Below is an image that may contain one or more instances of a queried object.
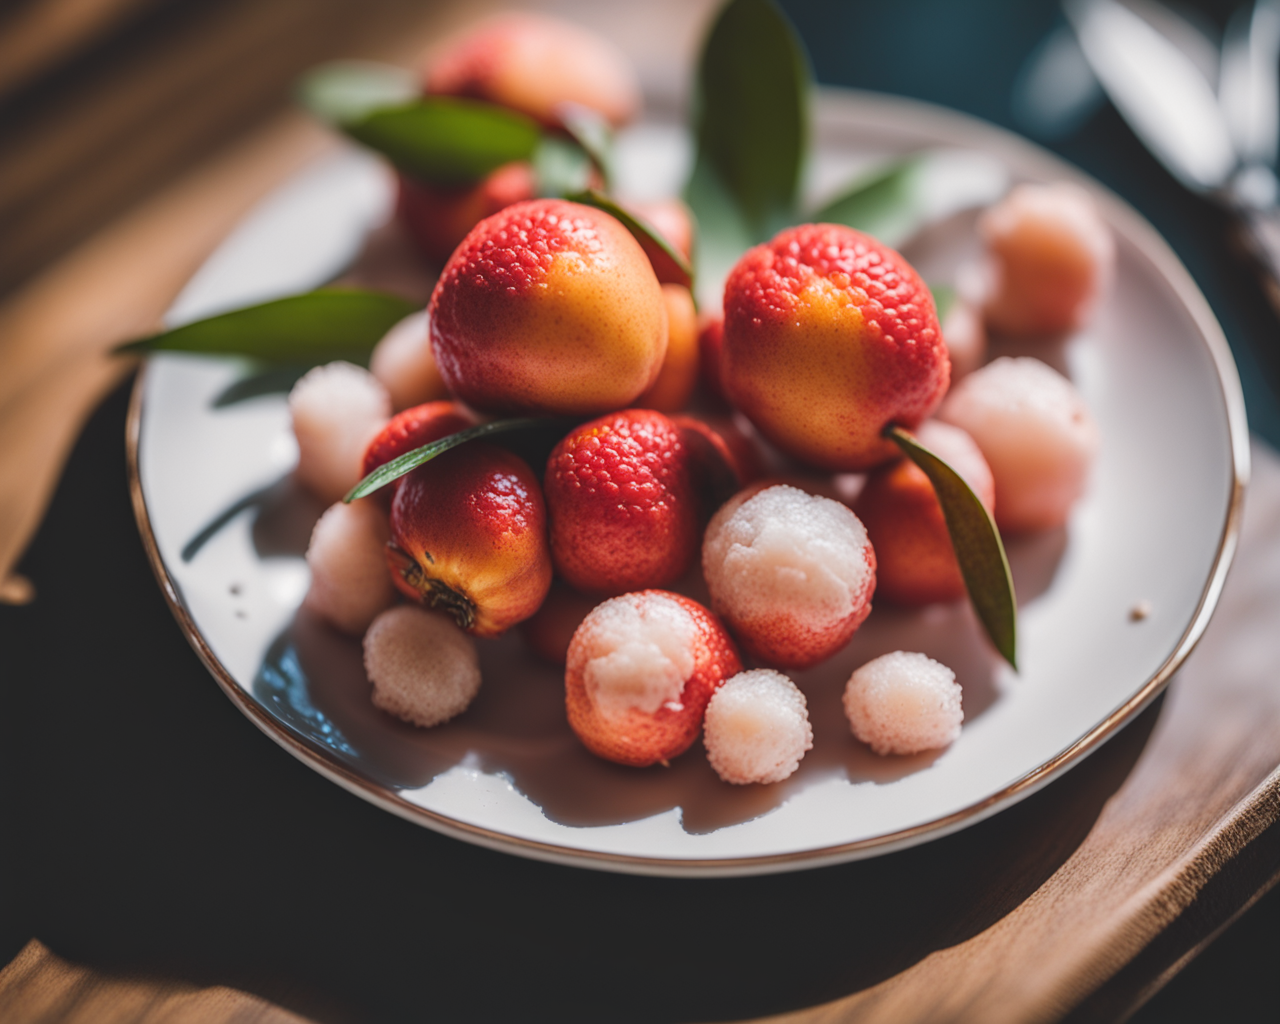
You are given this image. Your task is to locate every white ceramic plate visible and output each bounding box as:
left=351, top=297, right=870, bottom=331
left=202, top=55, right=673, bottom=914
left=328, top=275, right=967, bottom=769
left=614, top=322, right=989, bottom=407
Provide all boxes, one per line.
left=129, top=90, right=1249, bottom=877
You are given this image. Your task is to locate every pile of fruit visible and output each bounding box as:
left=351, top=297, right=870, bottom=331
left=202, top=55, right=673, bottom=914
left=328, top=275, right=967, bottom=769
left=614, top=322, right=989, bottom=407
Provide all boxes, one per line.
left=278, top=9, right=1110, bottom=787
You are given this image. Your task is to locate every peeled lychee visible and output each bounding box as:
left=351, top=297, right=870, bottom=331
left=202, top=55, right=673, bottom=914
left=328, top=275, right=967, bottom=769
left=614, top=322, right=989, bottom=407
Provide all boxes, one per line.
left=369, top=311, right=449, bottom=412
left=703, top=669, right=813, bottom=785
left=303, top=499, right=397, bottom=635
left=388, top=441, right=552, bottom=636
left=721, top=223, right=950, bottom=471
left=289, top=362, right=390, bottom=503
left=364, top=605, right=481, bottom=727
left=938, top=356, right=1098, bottom=533
left=843, top=651, right=962, bottom=756
left=565, top=590, right=742, bottom=767
left=854, top=420, right=994, bottom=606
left=979, top=181, right=1115, bottom=337
left=703, top=484, right=877, bottom=668
left=544, top=409, right=699, bottom=595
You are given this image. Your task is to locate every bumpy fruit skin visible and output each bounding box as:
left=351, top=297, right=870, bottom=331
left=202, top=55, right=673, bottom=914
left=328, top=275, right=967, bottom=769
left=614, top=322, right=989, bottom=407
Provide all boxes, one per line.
left=424, top=12, right=640, bottom=129
left=544, top=409, right=698, bottom=595
left=396, top=163, right=535, bottom=265
left=361, top=400, right=475, bottom=480
left=388, top=442, right=552, bottom=636
left=722, top=224, right=950, bottom=471
left=854, top=421, right=994, bottom=606
left=429, top=199, right=667, bottom=415
left=565, top=591, right=743, bottom=767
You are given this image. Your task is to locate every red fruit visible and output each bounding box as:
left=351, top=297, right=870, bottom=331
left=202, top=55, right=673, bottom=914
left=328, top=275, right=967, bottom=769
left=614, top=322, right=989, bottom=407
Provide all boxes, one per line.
left=396, top=163, right=535, bottom=265
left=672, top=413, right=763, bottom=515
left=388, top=442, right=552, bottom=636
left=854, top=420, right=994, bottom=606
left=697, top=312, right=728, bottom=402
left=635, top=283, right=699, bottom=413
left=361, top=400, right=476, bottom=480
left=429, top=199, right=667, bottom=416
left=624, top=198, right=695, bottom=287
left=424, top=12, right=641, bottom=129
left=565, top=590, right=742, bottom=767
left=722, top=223, right=950, bottom=471
left=544, top=409, right=699, bottom=595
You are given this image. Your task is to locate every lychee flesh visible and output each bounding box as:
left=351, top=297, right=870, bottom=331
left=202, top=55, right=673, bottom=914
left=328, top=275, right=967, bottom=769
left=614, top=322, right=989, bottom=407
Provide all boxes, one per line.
left=289, top=362, right=390, bottom=503
left=980, top=181, right=1115, bottom=336
left=703, top=669, right=813, bottom=785
left=843, top=651, right=962, bottom=756
left=303, top=499, right=396, bottom=635
left=369, top=310, right=449, bottom=412
left=938, top=356, right=1098, bottom=533
left=364, top=605, right=481, bottom=728
left=565, top=590, right=743, bottom=767
left=544, top=409, right=698, bottom=595
left=703, top=484, right=877, bottom=668
left=722, top=223, right=949, bottom=471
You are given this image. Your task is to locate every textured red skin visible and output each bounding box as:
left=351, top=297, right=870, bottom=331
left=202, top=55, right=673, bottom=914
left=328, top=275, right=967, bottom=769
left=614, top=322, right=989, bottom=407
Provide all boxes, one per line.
left=696, top=312, right=727, bottom=403
left=565, top=591, right=743, bottom=767
left=855, top=422, right=995, bottom=606
left=671, top=413, right=763, bottom=518
left=544, top=409, right=699, bottom=595
left=361, top=400, right=475, bottom=479
left=429, top=198, right=666, bottom=415
left=722, top=224, right=949, bottom=471
left=703, top=486, right=877, bottom=669
left=396, top=163, right=535, bottom=265
left=388, top=442, right=552, bottom=636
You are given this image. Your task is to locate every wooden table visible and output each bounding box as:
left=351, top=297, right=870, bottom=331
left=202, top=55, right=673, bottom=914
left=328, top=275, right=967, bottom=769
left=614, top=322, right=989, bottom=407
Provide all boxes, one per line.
left=2, top=1, right=1279, bottom=1020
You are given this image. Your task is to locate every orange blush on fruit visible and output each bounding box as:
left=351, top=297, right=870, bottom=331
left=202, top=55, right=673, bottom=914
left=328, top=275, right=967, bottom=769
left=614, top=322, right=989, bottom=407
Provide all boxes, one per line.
left=636, top=283, right=699, bottom=413
left=854, top=420, right=994, bottom=607
left=565, top=590, right=742, bottom=767
left=544, top=409, right=699, bottom=595
left=429, top=199, right=667, bottom=416
left=722, top=223, right=950, bottom=471
left=388, top=442, right=552, bottom=636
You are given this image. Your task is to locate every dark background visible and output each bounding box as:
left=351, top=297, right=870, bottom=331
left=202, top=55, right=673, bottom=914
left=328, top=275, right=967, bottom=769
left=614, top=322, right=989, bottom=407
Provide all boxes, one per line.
left=2, top=0, right=1278, bottom=1020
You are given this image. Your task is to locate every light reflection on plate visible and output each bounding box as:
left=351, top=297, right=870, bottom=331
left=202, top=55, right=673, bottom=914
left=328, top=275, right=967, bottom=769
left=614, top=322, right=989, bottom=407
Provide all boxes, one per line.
left=128, top=90, right=1247, bottom=876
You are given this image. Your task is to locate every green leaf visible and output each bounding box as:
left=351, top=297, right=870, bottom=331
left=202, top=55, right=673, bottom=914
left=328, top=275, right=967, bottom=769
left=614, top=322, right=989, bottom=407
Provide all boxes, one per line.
left=345, top=418, right=542, bottom=502
left=690, top=0, right=810, bottom=239
left=568, top=189, right=694, bottom=288
left=887, top=425, right=1018, bottom=669
left=558, top=102, right=615, bottom=188
left=534, top=136, right=595, bottom=198
left=297, top=61, right=419, bottom=124
left=118, top=290, right=417, bottom=366
left=811, top=157, right=926, bottom=248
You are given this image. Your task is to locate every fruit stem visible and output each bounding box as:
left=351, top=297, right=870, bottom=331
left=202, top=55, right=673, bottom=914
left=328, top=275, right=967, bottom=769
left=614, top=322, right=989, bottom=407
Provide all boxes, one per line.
left=386, top=543, right=477, bottom=630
